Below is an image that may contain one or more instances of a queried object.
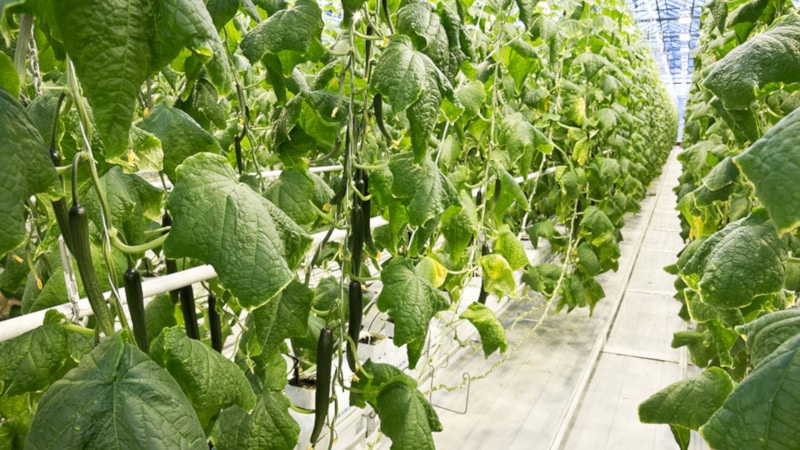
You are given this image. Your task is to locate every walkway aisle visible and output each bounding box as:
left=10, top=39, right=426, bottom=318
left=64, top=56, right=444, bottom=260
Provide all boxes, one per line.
left=431, top=148, right=705, bottom=450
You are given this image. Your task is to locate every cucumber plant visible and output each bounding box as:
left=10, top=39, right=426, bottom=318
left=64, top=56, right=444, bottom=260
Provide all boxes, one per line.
left=0, top=0, right=676, bottom=448
left=640, top=1, right=800, bottom=448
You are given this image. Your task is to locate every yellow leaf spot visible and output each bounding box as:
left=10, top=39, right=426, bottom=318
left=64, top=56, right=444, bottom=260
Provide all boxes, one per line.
left=127, top=148, right=139, bottom=164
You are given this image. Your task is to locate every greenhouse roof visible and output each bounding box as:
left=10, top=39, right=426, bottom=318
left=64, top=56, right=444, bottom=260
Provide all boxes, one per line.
left=627, top=0, right=706, bottom=113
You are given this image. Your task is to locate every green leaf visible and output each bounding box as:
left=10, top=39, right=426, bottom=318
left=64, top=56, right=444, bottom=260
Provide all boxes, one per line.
left=0, top=89, right=61, bottom=258
left=49, top=0, right=227, bottom=156
left=0, top=324, right=72, bottom=396
left=480, top=254, right=516, bottom=297
left=579, top=206, right=615, bottom=246
left=703, top=14, right=800, bottom=110
left=372, top=35, right=452, bottom=113
left=350, top=360, right=408, bottom=408
left=164, top=153, right=312, bottom=309
left=639, top=367, right=734, bottom=432
left=375, top=380, right=443, bottom=450
left=493, top=225, right=528, bottom=271
left=576, top=242, right=602, bottom=276
left=26, top=334, right=206, bottom=449
left=389, top=152, right=460, bottom=227
left=455, top=82, right=485, bottom=119
left=700, top=333, right=800, bottom=449
left=80, top=166, right=163, bottom=248
left=123, top=125, right=164, bottom=173
left=407, top=78, right=443, bottom=160
left=211, top=391, right=299, bottom=450
left=0, top=52, right=19, bottom=96
left=151, top=327, right=256, bottom=429
left=264, top=168, right=334, bottom=225
left=376, top=257, right=450, bottom=369
left=459, top=302, right=508, bottom=357
left=415, top=257, right=448, bottom=288
left=145, top=294, right=178, bottom=345
left=239, top=0, right=322, bottom=62
left=736, top=309, right=800, bottom=367
left=441, top=191, right=479, bottom=262
left=680, top=210, right=787, bottom=309
left=396, top=2, right=450, bottom=75
left=522, top=263, right=562, bottom=296
left=138, top=102, right=222, bottom=181
left=734, top=107, right=800, bottom=234
left=499, top=112, right=553, bottom=161
left=243, top=279, right=313, bottom=360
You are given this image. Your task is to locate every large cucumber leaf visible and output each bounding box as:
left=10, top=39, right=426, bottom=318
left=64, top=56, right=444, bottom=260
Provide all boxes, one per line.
left=373, top=36, right=452, bottom=160
left=701, top=333, right=800, bottom=449
left=376, top=257, right=450, bottom=369
left=734, top=107, right=800, bottom=234
left=680, top=209, right=786, bottom=309
left=389, top=152, right=460, bottom=227
left=210, top=391, right=299, bottom=450
left=164, top=153, right=312, bottom=309
left=0, top=89, right=61, bottom=259
left=350, top=361, right=442, bottom=450
left=138, top=102, right=222, bottom=181
left=639, top=367, right=734, bottom=450
left=26, top=334, right=206, bottom=449
left=40, top=0, right=228, bottom=157
left=459, top=302, right=508, bottom=357
left=703, top=14, right=800, bottom=110
left=239, top=0, right=322, bottom=63
left=150, top=327, right=257, bottom=429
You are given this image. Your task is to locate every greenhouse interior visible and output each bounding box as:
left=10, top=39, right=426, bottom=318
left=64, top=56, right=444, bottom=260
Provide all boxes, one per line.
left=1, top=0, right=799, bottom=448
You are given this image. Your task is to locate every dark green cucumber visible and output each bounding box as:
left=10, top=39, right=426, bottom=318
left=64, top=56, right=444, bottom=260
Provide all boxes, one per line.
left=373, top=93, right=392, bottom=143
left=124, top=266, right=148, bottom=353
left=358, top=170, right=377, bottom=255
left=310, top=327, right=334, bottom=445
left=478, top=242, right=491, bottom=305
left=208, top=293, right=223, bottom=352
left=69, top=203, right=115, bottom=336
left=179, top=284, right=201, bottom=340
left=350, top=202, right=364, bottom=276
left=346, top=280, right=363, bottom=372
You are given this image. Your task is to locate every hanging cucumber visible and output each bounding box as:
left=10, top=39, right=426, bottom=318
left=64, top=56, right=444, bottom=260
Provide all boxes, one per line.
left=179, top=284, right=201, bottom=340
left=208, top=293, right=223, bottom=352
left=310, top=327, right=334, bottom=445
left=161, top=213, right=180, bottom=306
left=346, top=280, right=363, bottom=373
left=373, top=93, right=392, bottom=144
left=123, top=265, right=148, bottom=353
left=350, top=202, right=364, bottom=277
left=69, top=200, right=115, bottom=336
left=478, top=242, right=491, bottom=304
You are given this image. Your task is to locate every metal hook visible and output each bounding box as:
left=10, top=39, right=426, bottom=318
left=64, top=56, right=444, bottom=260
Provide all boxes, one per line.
left=427, top=365, right=471, bottom=415
left=58, top=236, right=86, bottom=326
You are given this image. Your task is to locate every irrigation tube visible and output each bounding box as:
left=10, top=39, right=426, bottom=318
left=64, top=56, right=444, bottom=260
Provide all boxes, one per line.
left=0, top=165, right=554, bottom=343
left=0, top=217, right=389, bottom=342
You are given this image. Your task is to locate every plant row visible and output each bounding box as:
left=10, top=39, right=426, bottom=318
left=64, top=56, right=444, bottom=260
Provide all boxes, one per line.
left=639, top=0, right=800, bottom=448
left=0, top=0, right=675, bottom=448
